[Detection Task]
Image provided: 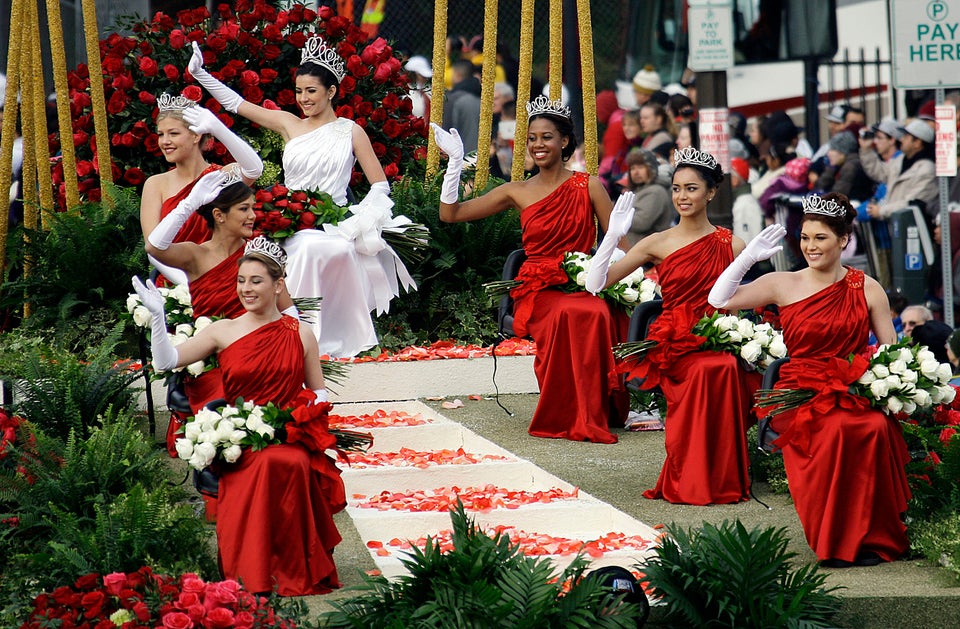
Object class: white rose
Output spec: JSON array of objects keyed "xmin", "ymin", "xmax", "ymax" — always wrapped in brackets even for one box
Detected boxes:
[
  {"xmin": 885, "ymin": 374, "xmax": 902, "ymax": 389},
  {"xmin": 640, "ymin": 287, "xmax": 656, "ymax": 302},
  {"xmin": 740, "ymin": 340, "xmax": 762, "ymax": 363},
  {"xmin": 912, "ymin": 388, "xmax": 932, "ymax": 407},
  {"xmin": 229, "ymin": 429, "xmax": 247, "ymax": 444},
  {"xmin": 196, "ymin": 428, "xmax": 216, "ymax": 444},
  {"xmin": 171, "ymin": 284, "xmax": 192, "ymax": 305},
  {"xmin": 242, "ymin": 400, "xmax": 257, "ymax": 412},
  {"xmin": 872, "ymin": 364, "xmax": 890, "ymax": 378},
  {"xmin": 901, "ymin": 369, "xmax": 918, "ymax": 384},
  {"xmin": 899, "ymin": 347, "xmax": 915, "ymax": 363},
  {"xmin": 184, "ymin": 307, "xmax": 194, "ymax": 317},
  {"xmin": 222, "ymin": 444, "xmax": 243, "ymax": 463},
  {"xmin": 221, "ymin": 406, "xmax": 240, "ymax": 418},
  {"xmin": 621, "ymin": 287, "xmax": 639, "ymax": 303},
  {"xmin": 937, "ymin": 363, "xmax": 953, "ymax": 384},
  {"xmin": 874, "ymin": 344, "xmax": 891, "ymax": 356},
  {"xmin": 216, "ymin": 419, "xmax": 236, "ymax": 440},
  {"xmin": 858, "ymin": 370, "xmax": 877, "ymax": 385},
  {"xmin": 725, "ymin": 330, "xmax": 743, "ymax": 344},
  {"xmin": 174, "ymin": 438, "xmax": 194, "ymax": 460},
  {"xmin": 170, "ymin": 333, "xmax": 190, "ymax": 347},
  {"xmin": 941, "ymin": 385, "xmax": 957, "ymax": 405},
  {"xmin": 175, "ymin": 323, "xmax": 195, "ymax": 337},
  {"xmin": 901, "ymin": 399, "xmax": 917, "ymax": 415},
  {"xmin": 885, "ymin": 396, "xmax": 904, "ymax": 414},
  {"xmin": 626, "ymin": 269, "xmax": 646, "ymax": 286},
  {"xmin": 735, "ymin": 319, "xmax": 755, "ymax": 337},
  {"xmin": 869, "ymin": 379, "xmax": 890, "ymax": 398},
  {"xmin": 930, "ymin": 386, "xmax": 944, "ymax": 404},
  {"xmin": 715, "ymin": 316, "xmax": 737, "ymax": 332},
  {"xmin": 916, "ymin": 348, "xmax": 936, "ymax": 364},
  {"xmin": 768, "ymin": 337, "xmax": 787, "ymax": 358},
  {"xmin": 186, "ymin": 361, "xmax": 205, "ymax": 377},
  {"xmin": 920, "ymin": 359, "xmax": 940, "ymax": 379},
  {"xmin": 188, "ymin": 452, "xmax": 208, "ymax": 471},
  {"xmin": 888, "ymin": 359, "xmax": 907, "ymax": 375},
  {"xmin": 126, "ymin": 293, "xmax": 140, "ymax": 314},
  {"xmin": 183, "ymin": 422, "xmax": 203, "ymax": 442},
  {"xmin": 132, "ymin": 306, "xmax": 153, "ymax": 328},
  {"xmin": 574, "ymin": 271, "xmax": 588, "ymax": 287},
  {"xmin": 194, "ymin": 316, "xmax": 214, "ymax": 331},
  {"xmin": 194, "ymin": 441, "xmax": 217, "ymax": 467}
]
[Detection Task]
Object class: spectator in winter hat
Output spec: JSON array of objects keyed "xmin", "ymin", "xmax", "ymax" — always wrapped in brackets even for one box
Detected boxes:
[
  {"xmin": 758, "ymin": 157, "xmax": 812, "ymax": 265},
  {"xmin": 817, "ymin": 131, "xmax": 875, "ymax": 201},
  {"xmin": 632, "ymin": 65, "xmax": 662, "ymax": 107},
  {"xmin": 862, "ymin": 118, "xmax": 938, "ymax": 220}
]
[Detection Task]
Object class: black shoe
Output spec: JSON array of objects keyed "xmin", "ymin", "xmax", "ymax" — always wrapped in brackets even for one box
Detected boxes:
[
  {"xmin": 854, "ymin": 551, "xmax": 883, "ymax": 567},
  {"xmin": 820, "ymin": 558, "xmax": 854, "ymax": 568}
]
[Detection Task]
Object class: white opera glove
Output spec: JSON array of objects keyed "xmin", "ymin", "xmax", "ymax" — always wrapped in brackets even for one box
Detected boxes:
[
  {"xmin": 188, "ymin": 41, "xmax": 244, "ymax": 113},
  {"xmin": 182, "ymin": 106, "xmax": 263, "ymax": 180},
  {"xmin": 280, "ymin": 304, "xmax": 299, "ymax": 319},
  {"xmin": 311, "ymin": 388, "xmax": 329, "ymax": 404},
  {"xmin": 132, "ymin": 277, "xmax": 179, "ymax": 371},
  {"xmin": 708, "ymin": 224, "xmax": 786, "ymax": 308},
  {"xmin": 431, "ymin": 123, "xmax": 463, "ymax": 204},
  {"xmin": 147, "ymin": 170, "xmax": 228, "ymax": 251},
  {"xmin": 585, "ymin": 191, "xmax": 636, "ymax": 294}
]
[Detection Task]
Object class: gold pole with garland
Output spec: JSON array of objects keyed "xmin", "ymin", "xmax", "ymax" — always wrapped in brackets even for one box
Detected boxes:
[
  {"xmin": 46, "ymin": 0, "xmax": 80, "ymax": 209},
  {"xmin": 511, "ymin": 0, "xmax": 535, "ymax": 181},
  {"xmin": 81, "ymin": 0, "xmax": 113, "ymax": 207},
  {"xmin": 0, "ymin": 0, "xmax": 25, "ymax": 267},
  {"xmin": 426, "ymin": 0, "xmax": 448, "ymax": 177},
  {"xmin": 576, "ymin": 0, "xmax": 598, "ymax": 175},
  {"xmin": 474, "ymin": 0, "xmax": 498, "ymax": 190},
  {"xmin": 548, "ymin": 0, "xmax": 562, "ymax": 102},
  {"xmin": 28, "ymin": 1, "xmax": 53, "ymax": 223},
  {"xmin": 18, "ymin": 0, "xmax": 37, "ymax": 231}
]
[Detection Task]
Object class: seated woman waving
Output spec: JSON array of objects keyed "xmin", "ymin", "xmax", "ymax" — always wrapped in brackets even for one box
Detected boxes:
[
  {"xmin": 708, "ymin": 193, "xmax": 910, "ymax": 567},
  {"xmin": 586, "ymin": 147, "xmax": 757, "ymax": 505},
  {"xmin": 132, "ymin": 237, "xmax": 342, "ymax": 595}
]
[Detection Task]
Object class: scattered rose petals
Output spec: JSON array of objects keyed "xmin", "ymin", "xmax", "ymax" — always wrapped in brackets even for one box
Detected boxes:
[
  {"xmin": 351, "ymin": 484, "xmax": 580, "ymax": 513},
  {"xmin": 425, "ymin": 396, "xmax": 444, "ymax": 401},
  {"xmin": 330, "ymin": 409, "xmax": 429, "ymax": 429},
  {"xmin": 371, "ymin": 528, "xmax": 653, "ymax": 558},
  {"xmin": 337, "ymin": 339, "xmax": 537, "ymax": 363},
  {"xmin": 441, "ymin": 399, "xmax": 464, "ymax": 409},
  {"xmin": 468, "ymin": 395, "xmax": 483, "ymax": 401},
  {"xmin": 344, "ymin": 447, "xmax": 512, "ymax": 469}
]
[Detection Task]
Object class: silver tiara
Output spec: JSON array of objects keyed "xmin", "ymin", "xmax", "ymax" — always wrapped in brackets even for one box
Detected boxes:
[
  {"xmin": 219, "ymin": 167, "xmax": 244, "ymax": 188},
  {"xmin": 525, "ymin": 94, "xmax": 571, "ymax": 120},
  {"xmin": 157, "ymin": 93, "xmax": 198, "ymax": 113},
  {"xmin": 801, "ymin": 194, "xmax": 844, "ymax": 218},
  {"xmin": 244, "ymin": 235, "xmax": 288, "ymax": 268},
  {"xmin": 300, "ymin": 36, "xmax": 346, "ymax": 82},
  {"xmin": 673, "ymin": 147, "xmax": 718, "ymax": 170}
]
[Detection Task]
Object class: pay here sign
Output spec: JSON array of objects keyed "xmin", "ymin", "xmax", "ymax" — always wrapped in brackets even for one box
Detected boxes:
[{"xmin": 890, "ymin": 0, "xmax": 960, "ymax": 88}]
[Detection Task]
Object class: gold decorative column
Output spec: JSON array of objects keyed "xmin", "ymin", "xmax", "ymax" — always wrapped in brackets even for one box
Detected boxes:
[
  {"xmin": 548, "ymin": 0, "xmax": 561, "ymax": 101},
  {"xmin": 0, "ymin": 0, "xmax": 25, "ymax": 266},
  {"xmin": 427, "ymin": 0, "xmax": 448, "ymax": 177},
  {"xmin": 18, "ymin": 0, "xmax": 38, "ymax": 231},
  {"xmin": 474, "ymin": 0, "xmax": 499, "ymax": 190},
  {"xmin": 576, "ymin": 0, "xmax": 598, "ymax": 175},
  {"xmin": 81, "ymin": 0, "xmax": 113, "ymax": 206},
  {"xmin": 511, "ymin": 0, "xmax": 535, "ymax": 181},
  {"xmin": 28, "ymin": 0, "xmax": 53, "ymax": 221},
  {"xmin": 46, "ymin": 0, "xmax": 79, "ymax": 209}
]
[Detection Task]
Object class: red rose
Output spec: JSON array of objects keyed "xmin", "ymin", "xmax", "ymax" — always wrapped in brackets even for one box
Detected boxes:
[
  {"xmin": 356, "ymin": 101, "xmax": 374, "ymax": 117},
  {"xmin": 180, "ymin": 575, "xmax": 205, "ymax": 594},
  {"xmin": 290, "ymin": 190, "xmax": 308, "ymax": 202},
  {"xmin": 328, "ymin": 15, "xmax": 350, "ymax": 38},
  {"xmin": 413, "ymin": 146, "xmax": 427, "ymax": 161},
  {"xmin": 355, "ymin": 117, "xmax": 367, "ymax": 128},
  {"xmin": 138, "ymin": 91, "xmax": 156, "ymax": 105},
  {"xmin": 106, "ymin": 90, "xmax": 127, "ymax": 114},
  {"xmin": 381, "ymin": 92, "xmax": 399, "ymax": 111},
  {"xmin": 340, "ymin": 76, "xmax": 357, "ymax": 97},
  {"xmin": 161, "ymin": 611, "xmax": 194, "ymax": 629},
  {"xmin": 145, "ymin": 134, "xmax": 160, "ymax": 154},
  {"xmin": 238, "ymin": 70, "xmax": 259, "ymax": 87},
  {"xmin": 242, "ymin": 86, "xmax": 263, "ymax": 103},
  {"xmin": 76, "ymin": 161, "xmax": 95, "ymax": 177},
  {"xmin": 206, "ymin": 33, "xmax": 228, "ymax": 52},
  {"xmin": 360, "ymin": 39, "xmax": 386, "ymax": 65},
  {"xmin": 169, "ymin": 29, "xmax": 186, "ymax": 49},
  {"xmin": 346, "ymin": 55, "xmax": 369, "ymax": 78},
  {"xmin": 124, "ymin": 168, "xmax": 146, "ymax": 185},
  {"xmin": 384, "ymin": 162, "xmax": 399, "ymax": 179},
  {"xmin": 941, "ymin": 427, "xmax": 957, "ymax": 444},
  {"xmin": 372, "ymin": 63, "xmax": 392, "ymax": 84},
  {"xmin": 371, "ymin": 141, "xmax": 387, "ymax": 158},
  {"xmin": 133, "ymin": 601, "xmax": 150, "ymax": 621},
  {"xmin": 299, "ymin": 211, "xmax": 316, "ymax": 229},
  {"xmin": 80, "ymin": 591, "xmax": 105, "ymax": 617},
  {"xmin": 287, "ymin": 32, "xmax": 307, "ymax": 48},
  {"xmin": 73, "ymin": 131, "xmax": 89, "ymax": 147},
  {"xmin": 112, "ymin": 73, "xmax": 134, "ymax": 91},
  {"xmin": 239, "ymin": 13, "xmax": 258, "ymax": 30},
  {"xmin": 102, "ymin": 56, "xmax": 124, "ymax": 75},
  {"xmin": 273, "ymin": 184, "xmax": 289, "ymax": 197},
  {"xmin": 102, "ymin": 572, "xmax": 127, "ymax": 596},
  {"xmin": 255, "ymin": 189, "xmax": 274, "ymax": 204},
  {"xmin": 51, "ymin": 585, "xmax": 79, "ymax": 605},
  {"xmin": 382, "ymin": 119, "xmax": 402, "ymax": 139},
  {"xmin": 138, "ymin": 56, "xmax": 159, "ymax": 77},
  {"xmin": 262, "ymin": 44, "xmax": 282, "ymax": 61},
  {"xmin": 131, "ymin": 120, "xmax": 150, "ymax": 139},
  {"xmin": 335, "ymin": 105, "xmax": 354, "ymax": 119},
  {"xmin": 318, "ymin": 5, "xmax": 334, "ymax": 20},
  {"xmin": 370, "ymin": 108, "xmax": 387, "ymax": 123},
  {"xmin": 303, "ymin": 8, "xmax": 317, "ymax": 21},
  {"xmin": 164, "ymin": 64, "xmax": 180, "ymax": 82},
  {"xmin": 262, "ymin": 23, "xmax": 283, "ymax": 42},
  {"xmin": 259, "ymin": 68, "xmax": 278, "ymax": 83},
  {"xmin": 263, "ymin": 99, "xmax": 280, "ymax": 110},
  {"xmin": 277, "ymin": 89, "xmax": 296, "ymax": 106},
  {"xmin": 181, "ymin": 85, "xmax": 203, "ymax": 102},
  {"xmin": 338, "ymin": 43, "xmax": 357, "ymax": 59}
]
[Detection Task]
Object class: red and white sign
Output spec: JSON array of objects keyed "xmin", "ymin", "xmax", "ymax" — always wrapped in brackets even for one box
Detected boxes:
[
  {"xmin": 698, "ymin": 108, "xmax": 730, "ymax": 172},
  {"xmin": 935, "ymin": 104, "xmax": 957, "ymax": 177}
]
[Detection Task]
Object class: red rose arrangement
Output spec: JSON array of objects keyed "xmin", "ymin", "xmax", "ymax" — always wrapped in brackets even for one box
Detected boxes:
[
  {"xmin": 55, "ymin": 1, "xmax": 427, "ymax": 210},
  {"xmin": 253, "ymin": 183, "xmax": 347, "ymax": 240},
  {"xmin": 20, "ymin": 567, "xmax": 300, "ymax": 628}
]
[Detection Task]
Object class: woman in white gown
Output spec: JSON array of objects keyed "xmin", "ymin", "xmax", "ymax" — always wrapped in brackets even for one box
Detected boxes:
[{"xmin": 187, "ymin": 37, "xmax": 414, "ymax": 357}]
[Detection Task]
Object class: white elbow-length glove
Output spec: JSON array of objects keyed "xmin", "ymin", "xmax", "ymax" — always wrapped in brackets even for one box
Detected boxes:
[
  {"xmin": 585, "ymin": 191, "xmax": 636, "ymax": 294},
  {"xmin": 147, "ymin": 169, "xmax": 228, "ymax": 251},
  {"xmin": 430, "ymin": 123, "xmax": 463, "ymax": 204},
  {"xmin": 708, "ymin": 224, "xmax": 786, "ymax": 308},
  {"xmin": 188, "ymin": 41, "xmax": 244, "ymax": 114},
  {"xmin": 132, "ymin": 276, "xmax": 179, "ymax": 371},
  {"xmin": 182, "ymin": 106, "xmax": 263, "ymax": 180}
]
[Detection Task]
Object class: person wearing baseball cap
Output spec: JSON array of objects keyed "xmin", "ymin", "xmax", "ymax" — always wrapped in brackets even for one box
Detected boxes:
[{"xmin": 861, "ymin": 117, "xmax": 937, "ymax": 222}]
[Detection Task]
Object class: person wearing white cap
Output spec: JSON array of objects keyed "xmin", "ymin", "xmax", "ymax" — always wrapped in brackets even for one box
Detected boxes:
[
  {"xmin": 404, "ymin": 55, "xmax": 432, "ymax": 119},
  {"xmin": 869, "ymin": 118, "xmax": 903, "ymax": 162},
  {"xmin": 860, "ymin": 118, "xmax": 938, "ymax": 221}
]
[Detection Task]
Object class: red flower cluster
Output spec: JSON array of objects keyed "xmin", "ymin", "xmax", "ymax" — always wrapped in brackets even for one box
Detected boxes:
[
  {"xmin": 21, "ymin": 567, "xmax": 298, "ymax": 628},
  {"xmin": 55, "ymin": 1, "xmax": 427, "ymax": 210},
  {"xmin": 0, "ymin": 408, "xmax": 39, "ymax": 482},
  {"xmin": 253, "ymin": 183, "xmax": 346, "ymax": 240}
]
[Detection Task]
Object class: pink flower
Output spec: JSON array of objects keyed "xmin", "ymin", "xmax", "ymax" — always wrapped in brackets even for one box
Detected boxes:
[{"xmin": 162, "ymin": 611, "xmax": 195, "ymax": 629}]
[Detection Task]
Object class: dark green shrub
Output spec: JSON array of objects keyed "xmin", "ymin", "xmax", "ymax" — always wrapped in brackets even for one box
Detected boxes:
[
  {"xmin": 322, "ymin": 502, "xmax": 647, "ymax": 628},
  {"xmin": 640, "ymin": 520, "xmax": 841, "ymax": 628}
]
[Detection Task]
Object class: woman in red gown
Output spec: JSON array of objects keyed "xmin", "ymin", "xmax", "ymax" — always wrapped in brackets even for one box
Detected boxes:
[
  {"xmin": 431, "ymin": 96, "xmax": 634, "ymax": 443},
  {"xmin": 133, "ymin": 239, "xmax": 342, "ymax": 595},
  {"xmin": 588, "ymin": 147, "xmax": 756, "ymax": 505},
  {"xmin": 709, "ymin": 192, "xmax": 910, "ymax": 566}
]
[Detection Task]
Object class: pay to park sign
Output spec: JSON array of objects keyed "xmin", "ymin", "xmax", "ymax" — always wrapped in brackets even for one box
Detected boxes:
[{"xmin": 890, "ymin": 0, "xmax": 960, "ymax": 89}]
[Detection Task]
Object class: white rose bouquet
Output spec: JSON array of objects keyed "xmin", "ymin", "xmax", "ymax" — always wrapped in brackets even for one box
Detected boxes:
[
  {"xmin": 126, "ymin": 286, "xmax": 213, "ymax": 377},
  {"xmin": 756, "ymin": 340, "xmax": 957, "ymax": 417},
  {"xmin": 693, "ymin": 312, "xmax": 787, "ymax": 371},
  {"xmin": 175, "ymin": 397, "xmax": 372, "ymax": 471}
]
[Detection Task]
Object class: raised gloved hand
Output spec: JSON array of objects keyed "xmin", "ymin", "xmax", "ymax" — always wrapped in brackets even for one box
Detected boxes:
[
  {"xmin": 585, "ymin": 191, "xmax": 636, "ymax": 294},
  {"xmin": 147, "ymin": 169, "xmax": 228, "ymax": 251},
  {"xmin": 188, "ymin": 41, "xmax": 244, "ymax": 114},
  {"xmin": 131, "ymin": 276, "xmax": 179, "ymax": 371},
  {"xmin": 182, "ymin": 106, "xmax": 263, "ymax": 179},
  {"xmin": 431, "ymin": 123, "xmax": 464, "ymax": 204},
  {"xmin": 708, "ymin": 223, "xmax": 786, "ymax": 308}
]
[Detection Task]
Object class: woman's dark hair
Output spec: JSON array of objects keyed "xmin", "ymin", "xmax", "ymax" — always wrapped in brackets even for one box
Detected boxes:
[
  {"xmin": 238, "ymin": 252, "xmax": 285, "ymax": 281},
  {"xmin": 296, "ymin": 62, "xmax": 340, "ymax": 95},
  {"xmin": 912, "ymin": 320, "xmax": 953, "ymax": 364},
  {"xmin": 198, "ymin": 180, "xmax": 255, "ymax": 229},
  {"xmin": 801, "ymin": 191, "xmax": 856, "ymax": 236},
  {"xmin": 668, "ymin": 93, "xmax": 694, "ymax": 118},
  {"xmin": 528, "ymin": 112, "xmax": 578, "ymax": 161}
]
